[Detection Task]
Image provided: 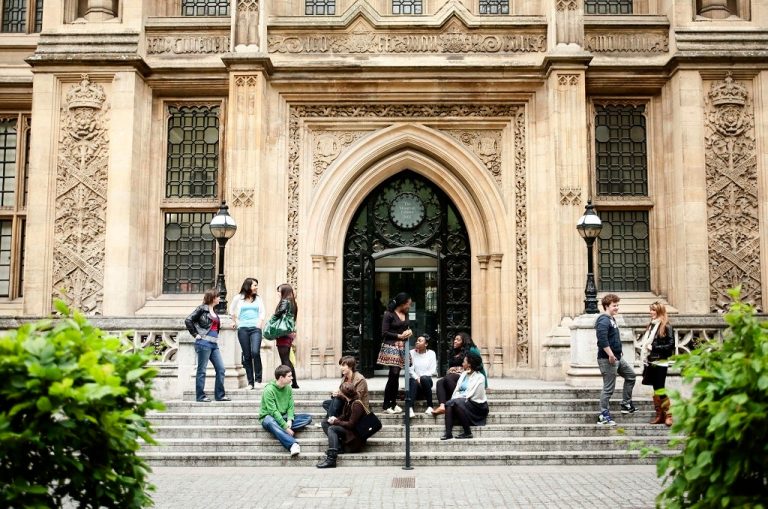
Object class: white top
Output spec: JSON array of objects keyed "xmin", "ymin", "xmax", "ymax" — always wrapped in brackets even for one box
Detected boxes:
[
  {"xmin": 450, "ymin": 371, "xmax": 487, "ymax": 404},
  {"xmin": 229, "ymin": 294, "xmax": 266, "ymax": 324},
  {"xmin": 409, "ymin": 348, "xmax": 437, "ymax": 379}
]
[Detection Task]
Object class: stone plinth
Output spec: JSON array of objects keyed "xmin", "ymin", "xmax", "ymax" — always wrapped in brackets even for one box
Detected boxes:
[
  {"xmin": 565, "ymin": 313, "xmax": 637, "ymax": 387},
  {"xmin": 178, "ymin": 316, "xmax": 245, "ymax": 394}
]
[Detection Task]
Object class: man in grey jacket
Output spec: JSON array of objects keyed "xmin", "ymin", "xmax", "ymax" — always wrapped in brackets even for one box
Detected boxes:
[{"xmin": 595, "ymin": 294, "xmax": 636, "ymax": 425}]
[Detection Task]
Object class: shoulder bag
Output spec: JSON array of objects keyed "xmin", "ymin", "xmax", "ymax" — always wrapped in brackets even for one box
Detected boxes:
[
  {"xmin": 263, "ymin": 312, "xmax": 296, "ymax": 340},
  {"xmin": 353, "ymin": 401, "xmax": 382, "ymax": 441}
]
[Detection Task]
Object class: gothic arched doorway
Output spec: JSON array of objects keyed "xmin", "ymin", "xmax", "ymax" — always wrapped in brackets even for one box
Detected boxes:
[{"xmin": 342, "ymin": 170, "xmax": 471, "ymax": 377}]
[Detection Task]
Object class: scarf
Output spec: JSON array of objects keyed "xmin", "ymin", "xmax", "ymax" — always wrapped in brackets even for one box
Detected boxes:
[{"xmin": 639, "ymin": 319, "xmax": 660, "ymax": 366}]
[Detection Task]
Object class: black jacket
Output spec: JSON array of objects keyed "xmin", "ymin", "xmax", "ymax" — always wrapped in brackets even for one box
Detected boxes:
[
  {"xmin": 648, "ymin": 324, "xmax": 675, "ymax": 362},
  {"xmin": 185, "ymin": 304, "xmax": 217, "ymax": 339}
]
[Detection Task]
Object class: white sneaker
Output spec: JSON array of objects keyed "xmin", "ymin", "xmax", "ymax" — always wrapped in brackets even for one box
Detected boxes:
[
  {"xmin": 392, "ymin": 405, "xmax": 403, "ymax": 414},
  {"xmin": 425, "ymin": 407, "xmax": 434, "ymax": 415},
  {"xmin": 290, "ymin": 443, "xmax": 301, "ymax": 457},
  {"xmin": 408, "ymin": 407, "xmax": 415, "ymax": 418},
  {"xmin": 253, "ymin": 382, "xmax": 262, "ymax": 389},
  {"xmin": 384, "ymin": 407, "xmax": 395, "ymax": 414}
]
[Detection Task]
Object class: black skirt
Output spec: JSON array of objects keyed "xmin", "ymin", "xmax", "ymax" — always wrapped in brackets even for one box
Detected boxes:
[
  {"xmin": 641, "ymin": 364, "xmax": 668, "ymax": 387},
  {"xmin": 446, "ymin": 398, "xmax": 489, "ymax": 426}
]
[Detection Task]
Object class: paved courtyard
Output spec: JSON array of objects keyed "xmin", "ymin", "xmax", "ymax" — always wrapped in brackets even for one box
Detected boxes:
[{"xmin": 148, "ymin": 465, "xmax": 663, "ymax": 509}]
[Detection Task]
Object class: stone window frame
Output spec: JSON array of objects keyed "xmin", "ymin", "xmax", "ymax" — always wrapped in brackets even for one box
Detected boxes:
[
  {"xmin": 1, "ymin": 0, "xmax": 43, "ymax": 33},
  {"xmin": 479, "ymin": 0, "xmax": 510, "ymax": 15},
  {"xmin": 392, "ymin": 0, "xmax": 423, "ymax": 16},
  {"xmin": 0, "ymin": 113, "xmax": 29, "ymax": 300},
  {"xmin": 158, "ymin": 99, "xmax": 227, "ymax": 295},
  {"xmin": 305, "ymin": 0, "xmax": 335, "ymax": 16},
  {"xmin": 588, "ymin": 98, "xmax": 657, "ymax": 293}
]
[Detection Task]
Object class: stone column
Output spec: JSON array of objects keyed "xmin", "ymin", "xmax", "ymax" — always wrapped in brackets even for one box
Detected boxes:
[
  {"xmin": 757, "ymin": 71, "xmax": 768, "ymax": 307},
  {"xmin": 490, "ymin": 254, "xmax": 504, "ymax": 376},
  {"xmin": 85, "ymin": 0, "xmax": 118, "ymax": 21},
  {"xmin": 234, "ymin": 0, "xmax": 261, "ymax": 51},
  {"xmin": 323, "ymin": 256, "xmax": 338, "ymax": 376},
  {"xmin": 475, "ymin": 254, "xmax": 490, "ymax": 366},
  {"xmin": 554, "ymin": 0, "xmax": 584, "ymax": 49},
  {"xmin": 310, "ymin": 255, "xmax": 324, "ymax": 378}
]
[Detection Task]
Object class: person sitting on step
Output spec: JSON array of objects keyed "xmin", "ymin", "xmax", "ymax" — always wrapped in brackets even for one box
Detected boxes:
[
  {"xmin": 322, "ymin": 355, "xmax": 370, "ymax": 418},
  {"xmin": 441, "ymin": 351, "xmax": 488, "ymax": 441},
  {"xmin": 432, "ymin": 332, "xmax": 486, "ymax": 415},
  {"xmin": 317, "ymin": 382, "xmax": 367, "ymax": 469},
  {"xmin": 259, "ymin": 365, "xmax": 312, "ymax": 457},
  {"xmin": 408, "ymin": 334, "xmax": 437, "ymax": 417}
]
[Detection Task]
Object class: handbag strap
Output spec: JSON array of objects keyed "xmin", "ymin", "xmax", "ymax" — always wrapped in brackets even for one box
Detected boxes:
[{"xmin": 353, "ymin": 399, "xmax": 371, "ymax": 415}]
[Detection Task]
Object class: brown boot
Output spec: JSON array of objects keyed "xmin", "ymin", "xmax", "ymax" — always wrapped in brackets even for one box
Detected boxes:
[
  {"xmin": 650, "ymin": 395, "xmax": 664, "ymax": 425},
  {"xmin": 661, "ymin": 397, "xmax": 672, "ymax": 427}
]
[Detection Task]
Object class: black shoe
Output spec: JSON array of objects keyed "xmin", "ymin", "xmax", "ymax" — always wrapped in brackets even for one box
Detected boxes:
[
  {"xmin": 440, "ymin": 434, "xmax": 454, "ymax": 441},
  {"xmin": 456, "ymin": 432, "xmax": 474, "ymax": 439},
  {"xmin": 197, "ymin": 397, "xmax": 211, "ymax": 403},
  {"xmin": 620, "ymin": 402, "xmax": 637, "ymax": 414},
  {"xmin": 316, "ymin": 449, "xmax": 338, "ymax": 469},
  {"xmin": 292, "ymin": 385, "xmax": 300, "ymax": 389}
]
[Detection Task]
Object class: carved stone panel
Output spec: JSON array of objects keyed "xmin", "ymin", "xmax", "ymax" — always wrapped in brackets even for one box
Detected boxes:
[
  {"xmin": 440, "ymin": 129, "xmax": 503, "ymax": 185},
  {"xmin": 585, "ymin": 31, "xmax": 669, "ymax": 53},
  {"xmin": 232, "ymin": 188, "xmax": 255, "ymax": 207},
  {"xmin": 705, "ymin": 72, "xmax": 762, "ymax": 311},
  {"xmin": 559, "ymin": 186, "xmax": 582, "ymax": 206},
  {"xmin": 235, "ymin": 0, "xmax": 260, "ymax": 50},
  {"xmin": 311, "ymin": 130, "xmax": 372, "ymax": 186},
  {"xmin": 52, "ymin": 75, "xmax": 109, "ymax": 314}
]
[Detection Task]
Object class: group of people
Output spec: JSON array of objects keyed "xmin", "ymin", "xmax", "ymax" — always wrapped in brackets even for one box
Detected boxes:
[{"xmin": 596, "ymin": 294, "xmax": 675, "ymax": 427}]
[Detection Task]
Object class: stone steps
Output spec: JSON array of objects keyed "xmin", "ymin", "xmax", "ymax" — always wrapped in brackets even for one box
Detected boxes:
[{"xmin": 180, "ymin": 389, "xmax": 622, "ymax": 401}]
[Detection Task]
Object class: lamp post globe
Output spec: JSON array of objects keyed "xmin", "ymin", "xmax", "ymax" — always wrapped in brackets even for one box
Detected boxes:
[
  {"xmin": 209, "ymin": 201, "xmax": 237, "ymax": 314},
  {"xmin": 576, "ymin": 200, "xmax": 603, "ymax": 314}
]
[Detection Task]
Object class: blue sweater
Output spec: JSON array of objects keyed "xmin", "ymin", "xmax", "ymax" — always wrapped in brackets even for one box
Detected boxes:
[{"xmin": 595, "ymin": 314, "xmax": 622, "ymax": 360}]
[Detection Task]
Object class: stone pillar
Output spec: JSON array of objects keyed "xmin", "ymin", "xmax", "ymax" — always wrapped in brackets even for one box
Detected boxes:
[
  {"xmin": 323, "ymin": 256, "xmax": 338, "ymax": 376},
  {"xmin": 234, "ymin": 0, "xmax": 261, "ymax": 51},
  {"xmin": 310, "ymin": 255, "xmax": 324, "ymax": 378},
  {"xmin": 757, "ymin": 71, "xmax": 768, "ymax": 308},
  {"xmin": 475, "ymin": 254, "xmax": 490, "ymax": 367},
  {"xmin": 85, "ymin": 0, "xmax": 118, "ymax": 21},
  {"xmin": 565, "ymin": 314, "xmax": 637, "ymax": 387},
  {"xmin": 490, "ymin": 254, "xmax": 504, "ymax": 377},
  {"xmin": 554, "ymin": 0, "xmax": 584, "ymax": 49}
]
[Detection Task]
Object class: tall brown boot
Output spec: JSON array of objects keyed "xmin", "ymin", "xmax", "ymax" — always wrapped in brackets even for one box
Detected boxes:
[
  {"xmin": 661, "ymin": 397, "xmax": 672, "ymax": 427},
  {"xmin": 650, "ymin": 395, "xmax": 664, "ymax": 425}
]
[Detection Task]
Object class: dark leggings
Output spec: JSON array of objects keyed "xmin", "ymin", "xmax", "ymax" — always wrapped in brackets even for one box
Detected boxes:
[
  {"xmin": 383, "ymin": 366, "xmax": 401, "ymax": 410},
  {"xmin": 651, "ymin": 366, "xmax": 668, "ymax": 399},
  {"xmin": 277, "ymin": 345, "xmax": 299, "ymax": 388},
  {"xmin": 444, "ymin": 399, "xmax": 471, "ymax": 435},
  {"xmin": 436, "ymin": 373, "xmax": 461, "ymax": 404}
]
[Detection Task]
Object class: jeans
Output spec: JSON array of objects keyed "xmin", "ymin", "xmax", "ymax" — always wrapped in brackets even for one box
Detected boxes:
[
  {"xmin": 322, "ymin": 397, "xmax": 345, "ymax": 418},
  {"xmin": 195, "ymin": 340, "xmax": 226, "ymax": 401},
  {"xmin": 261, "ymin": 414, "xmax": 313, "ymax": 450},
  {"xmin": 598, "ymin": 357, "xmax": 636, "ymax": 412},
  {"xmin": 321, "ymin": 421, "xmax": 347, "ymax": 451},
  {"xmin": 237, "ymin": 327, "xmax": 263, "ymax": 385},
  {"xmin": 408, "ymin": 375, "xmax": 434, "ymax": 408}
]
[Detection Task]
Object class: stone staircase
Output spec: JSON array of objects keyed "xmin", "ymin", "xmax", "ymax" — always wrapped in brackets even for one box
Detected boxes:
[{"xmin": 142, "ymin": 384, "xmax": 677, "ymax": 467}]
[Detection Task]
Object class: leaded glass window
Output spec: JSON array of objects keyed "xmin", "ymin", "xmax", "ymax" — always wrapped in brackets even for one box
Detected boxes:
[
  {"xmin": 0, "ymin": 220, "xmax": 12, "ymax": 296},
  {"xmin": 393, "ymin": 0, "xmax": 422, "ymax": 15},
  {"xmin": 165, "ymin": 105, "xmax": 220, "ymax": 199},
  {"xmin": 598, "ymin": 211, "xmax": 650, "ymax": 291},
  {"xmin": 1, "ymin": 0, "xmax": 26, "ymax": 32},
  {"xmin": 585, "ymin": 0, "xmax": 633, "ymax": 15},
  {"xmin": 0, "ymin": 114, "xmax": 28, "ymax": 299},
  {"xmin": 306, "ymin": 0, "xmax": 335, "ymax": 15},
  {"xmin": 0, "ymin": 119, "xmax": 17, "ymax": 207},
  {"xmin": 479, "ymin": 0, "xmax": 509, "ymax": 15},
  {"xmin": 594, "ymin": 104, "xmax": 647, "ymax": 196},
  {"xmin": 163, "ymin": 212, "xmax": 215, "ymax": 293},
  {"xmin": 181, "ymin": 0, "xmax": 230, "ymax": 16},
  {"xmin": 34, "ymin": 0, "xmax": 42, "ymax": 32}
]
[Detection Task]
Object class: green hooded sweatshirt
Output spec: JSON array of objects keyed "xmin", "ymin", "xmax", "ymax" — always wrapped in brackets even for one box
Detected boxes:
[{"xmin": 258, "ymin": 380, "xmax": 295, "ymax": 429}]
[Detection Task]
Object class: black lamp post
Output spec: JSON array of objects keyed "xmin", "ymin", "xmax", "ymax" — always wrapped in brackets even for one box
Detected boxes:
[
  {"xmin": 209, "ymin": 201, "xmax": 237, "ymax": 314},
  {"xmin": 576, "ymin": 200, "xmax": 603, "ymax": 314}
]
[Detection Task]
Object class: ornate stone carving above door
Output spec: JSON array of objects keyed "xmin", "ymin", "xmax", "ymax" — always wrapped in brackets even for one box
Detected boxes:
[
  {"xmin": 52, "ymin": 75, "xmax": 109, "ymax": 314},
  {"xmin": 705, "ymin": 72, "xmax": 762, "ymax": 311},
  {"xmin": 311, "ymin": 130, "xmax": 373, "ymax": 186},
  {"xmin": 440, "ymin": 129, "xmax": 503, "ymax": 185}
]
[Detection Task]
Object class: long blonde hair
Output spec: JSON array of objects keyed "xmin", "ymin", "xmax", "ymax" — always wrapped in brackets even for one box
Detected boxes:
[{"xmin": 649, "ymin": 301, "xmax": 669, "ymax": 337}]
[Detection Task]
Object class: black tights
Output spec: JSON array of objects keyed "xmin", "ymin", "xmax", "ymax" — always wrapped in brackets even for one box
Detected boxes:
[
  {"xmin": 444, "ymin": 400, "xmax": 471, "ymax": 436},
  {"xmin": 383, "ymin": 366, "xmax": 401, "ymax": 410},
  {"xmin": 277, "ymin": 345, "xmax": 299, "ymax": 388}
]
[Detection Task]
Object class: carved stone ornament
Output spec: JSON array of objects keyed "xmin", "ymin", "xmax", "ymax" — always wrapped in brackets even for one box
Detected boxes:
[
  {"xmin": 288, "ymin": 104, "xmax": 530, "ymax": 364},
  {"xmin": 556, "ymin": 0, "xmax": 579, "ymax": 10},
  {"xmin": 557, "ymin": 74, "xmax": 579, "ymax": 86},
  {"xmin": 232, "ymin": 188, "xmax": 255, "ymax": 207},
  {"xmin": 441, "ymin": 130, "xmax": 503, "ymax": 185},
  {"xmin": 269, "ymin": 19, "xmax": 545, "ymax": 55},
  {"xmin": 146, "ymin": 35, "xmax": 231, "ymax": 55},
  {"xmin": 53, "ymin": 74, "xmax": 109, "ymax": 314},
  {"xmin": 705, "ymin": 72, "xmax": 762, "ymax": 312},
  {"xmin": 585, "ymin": 32, "xmax": 669, "ymax": 53},
  {"xmin": 235, "ymin": 0, "xmax": 260, "ymax": 49},
  {"xmin": 312, "ymin": 130, "xmax": 371, "ymax": 186},
  {"xmin": 559, "ymin": 187, "xmax": 582, "ymax": 206}
]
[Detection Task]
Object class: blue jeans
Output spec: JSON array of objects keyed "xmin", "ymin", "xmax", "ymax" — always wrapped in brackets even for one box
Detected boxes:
[
  {"xmin": 237, "ymin": 327, "xmax": 263, "ymax": 385},
  {"xmin": 261, "ymin": 414, "xmax": 313, "ymax": 450},
  {"xmin": 195, "ymin": 340, "xmax": 226, "ymax": 401}
]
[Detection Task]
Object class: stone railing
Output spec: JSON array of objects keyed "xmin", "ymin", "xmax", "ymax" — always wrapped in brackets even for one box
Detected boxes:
[{"xmin": 624, "ymin": 314, "xmax": 730, "ymax": 361}]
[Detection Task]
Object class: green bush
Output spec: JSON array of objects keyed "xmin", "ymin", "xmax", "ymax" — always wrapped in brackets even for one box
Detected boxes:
[
  {"xmin": 657, "ymin": 289, "xmax": 768, "ymax": 508},
  {"xmin": 0, "ymin": 302, "xmax": 164, "ymax": 508}
]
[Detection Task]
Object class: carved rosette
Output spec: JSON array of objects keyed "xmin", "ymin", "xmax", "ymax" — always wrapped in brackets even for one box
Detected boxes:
[
  {"xmin": 311, "ymin": 130, "xmax": 371, "ymax": 186},
  {"xmin": 441, "ymin": 130, "xmax": 503, "ymax": 185},
  {"xmin": 705, "ymin": 72, "xmax": 762, "ymax": 311},
  {"xmin": 53, "ymin": 75, "xmax": 109, "ymax": 314},
  {"xmin": 288, "ymin": 104, "xmax": 529, "ymax": 365}
]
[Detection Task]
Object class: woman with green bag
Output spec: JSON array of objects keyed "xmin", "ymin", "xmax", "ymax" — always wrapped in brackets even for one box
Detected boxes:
[{"xmin": 271, "ymin": 283, "xmax": 299, "ymax": 389}]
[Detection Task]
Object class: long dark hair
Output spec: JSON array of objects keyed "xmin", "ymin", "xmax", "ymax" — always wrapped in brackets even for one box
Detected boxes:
[
  {"xmin": 238, "ymin": 277, "xmax": 258, "ymax": 300},
  {"xmin": 452, "ymin": 332, "xmax": 476, "ymax": 361},
  {"xmin": 276, "ymin": 283, "xmax": 298, "ymax": 319},
  {"xmin": 387, "ymin": 292, "xmax": 411, "ymax": 313}
]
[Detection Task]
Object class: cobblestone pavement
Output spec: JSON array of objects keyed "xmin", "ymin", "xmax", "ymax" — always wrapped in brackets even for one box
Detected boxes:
[{"xmin": 148, "ymin": 465, "xmax": 662, "ymax": 509}]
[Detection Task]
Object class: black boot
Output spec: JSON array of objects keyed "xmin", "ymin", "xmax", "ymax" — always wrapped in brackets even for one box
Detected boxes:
[{"xmin": 316, "ymin": 448, "xmax": 338, "ymax": 469}]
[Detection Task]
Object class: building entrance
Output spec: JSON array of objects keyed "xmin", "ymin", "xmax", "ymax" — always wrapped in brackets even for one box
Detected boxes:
[{"xmin": 342, "ymin": 171, "xmax": 471, "ymax": 377}]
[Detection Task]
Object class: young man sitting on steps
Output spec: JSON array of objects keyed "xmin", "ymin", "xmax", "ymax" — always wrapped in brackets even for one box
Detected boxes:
[{"xmin": 259, "ymin": 365, "xmax": 312, "ymax": 456}]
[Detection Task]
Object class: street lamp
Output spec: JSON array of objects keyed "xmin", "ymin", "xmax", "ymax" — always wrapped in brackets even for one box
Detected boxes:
[
  {"xmin": 209, "ymin": 201, "xmax": 237, "ymax": 314},
  {"xmin": 576, "ymin": 200, "xmax": 603, "ymax": 314}
]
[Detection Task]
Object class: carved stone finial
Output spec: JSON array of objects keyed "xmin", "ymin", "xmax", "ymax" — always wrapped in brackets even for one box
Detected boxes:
[
  {"xmin": 708, "ymin": 72, "xmax": 748, "ymax": 107},
  {"xmin": 65, "ymin": 75, "xmax": 107, "ymax": 110}
]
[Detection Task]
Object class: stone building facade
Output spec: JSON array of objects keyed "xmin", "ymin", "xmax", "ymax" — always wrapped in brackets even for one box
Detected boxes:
[{"xmin": 0, "ymin": 0, "xmax": 766, "ymax": 384}]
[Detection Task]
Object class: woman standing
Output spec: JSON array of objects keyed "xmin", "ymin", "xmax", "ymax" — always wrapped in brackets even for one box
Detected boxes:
[
  {"xmin": 441, "ymin": 351, "xmax": 488, "ymax": 440},
  {"xmin": 274, "ymin": 283, "xmax": 300, "ymax": 389},
  {"xmin": 184, "ymin": 289, "xmax": 230, "ymax": 403},
  {"xmin": 230, "ymin": 277, "xmax": 266, "ymax": 389},
  {"xmin": 432, "ymin": 332, "xmax": 485, "ymax": 416},
  {"xmin": 378, "ymin": 292, "xmax": 413, "ymax": 414},
  {"xmin": 640, "ymin": 301, "xmax": 675, "ymax": 426},
  {"xmin": 317, "ymin": 382, "xmax": 367, "ymax": 468}
]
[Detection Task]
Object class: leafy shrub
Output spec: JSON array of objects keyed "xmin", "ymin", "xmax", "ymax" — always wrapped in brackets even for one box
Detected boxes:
[
  {"xmin": 0, "ymin": 302, "xmax": 164, "ymax": 508},
  {"xmin": 657, "ymin": 289, "xmax": 768, "ymax": 508}
]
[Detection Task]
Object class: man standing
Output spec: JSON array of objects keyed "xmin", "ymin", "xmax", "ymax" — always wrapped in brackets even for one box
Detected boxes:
[
  {"xmin": 595, "ymin": 294, "xmax": 636, "ymax": 426},
  {"xmin": 259, "ymin": 365, "xmax": 312, "ymax": 456},
  {"xmin": 408, "ymin": 334, "xmax": 437, "ymax": 417}
]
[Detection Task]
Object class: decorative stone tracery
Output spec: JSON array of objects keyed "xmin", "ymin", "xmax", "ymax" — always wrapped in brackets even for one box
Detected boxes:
[
  {"xmin": 705, "ymin": 72, "xmax": 762, "ymax": 311},
  {"xmin": 311, "ymin": 130, "xmax": 372, "ymax": 186},
  {"xmin": 235, "ymin": 0, "xmax": 260, "ymax": 49},
  {"xmin": 52, "ymin": 75, "xmax": 109, "ymax": 314},
  {"xmin": 441, "ymin": 130, "xmax": 503, "ymax": 185}
]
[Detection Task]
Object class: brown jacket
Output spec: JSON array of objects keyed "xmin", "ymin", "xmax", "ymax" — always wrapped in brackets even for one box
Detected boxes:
[
  {"xmin": 335, "ymin": 399, "xmax": 368, "ymax": 452},
  {"xmin": 340, "ymin": 372, "xmax": 370, "ymax": 409}
]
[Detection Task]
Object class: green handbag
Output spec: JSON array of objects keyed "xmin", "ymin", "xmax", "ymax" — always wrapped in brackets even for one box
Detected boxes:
[{"xmin": 263, "ymin": 312, "xmax": 296, "ymax": 340}]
